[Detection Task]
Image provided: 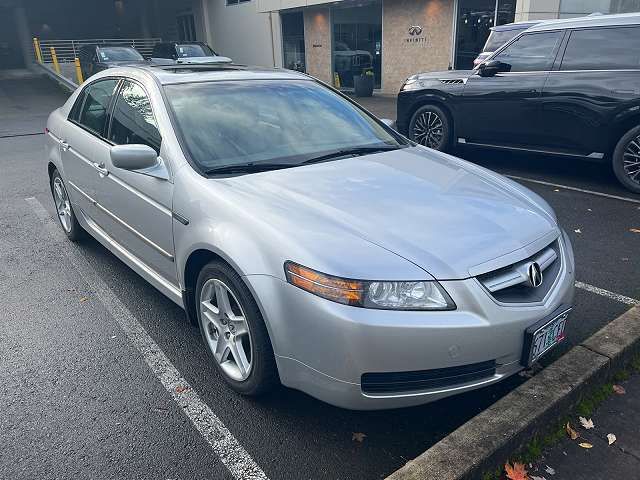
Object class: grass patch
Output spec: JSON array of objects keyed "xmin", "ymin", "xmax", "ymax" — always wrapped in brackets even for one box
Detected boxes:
[{"xmin": 576, "ymin": 383, "xmax": 613, "ymax": 417}]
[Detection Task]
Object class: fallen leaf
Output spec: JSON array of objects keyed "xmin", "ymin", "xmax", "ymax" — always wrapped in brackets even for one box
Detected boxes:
[
  {"xmin": 579, "ymin": 417, "xmax": 595, "ymax": 430},
  {"xmin": 554, "ymin": 188, "xmax": 560, "ymax": 192},
  {"xmin": 80, "ymin": 296, "xmax": 89, "ymax": 303},
  {"xmin": 566, "ymin": 422, "xmax": 579, "ymax": 440},
  {"xmin": 530, "ymin": 476, "xmax": 547, "ymax": 480},
  {"xmin": 607, "ymin": 433, "xmax": 617, "ymax": 445},
  {"xmin": 574, "ymin": 229, "xmax": 582, "ymax": 234},
  {"xmin": 505, "ymin": 461, "xmax": 528, "ymax": 480},
  {"xmin": 613, "ymin": 384, "xmax": 626, "ymax": 395},
  {"xmin": 352, "ymin": 432, "xmax": 366, "ymax": 442},
  {"xmin": 587, "ymin": 208, "xmax": 592, "ymax": 212},
  {"xmin": 630, "ymin": 228, "xmax": 640, "ymax": 234},
  {"xmin": 175, "ymin": 385, "xmax": 190, "ymax": 394},
  {"xmin": 578, "ymin": 442, "xmax": 593, "ymax": 449},
  {"xmin": 545, "ymin": 465, "xmax": 556, "ymax": 475}
]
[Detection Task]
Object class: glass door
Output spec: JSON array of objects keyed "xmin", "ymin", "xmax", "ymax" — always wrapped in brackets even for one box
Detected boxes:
[{"xmin": 281, "ymin": 11, "xmax": 306, "ymax": 72}]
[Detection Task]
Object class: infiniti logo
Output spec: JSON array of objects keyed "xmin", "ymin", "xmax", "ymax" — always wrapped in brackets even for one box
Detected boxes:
[
  {"xmin": 527, "ymin": 262, "xmax": 543, "ymax": 288},
  {"xmin": 408, "ymin": 25, "xmax": 423, "ymax": 36}
]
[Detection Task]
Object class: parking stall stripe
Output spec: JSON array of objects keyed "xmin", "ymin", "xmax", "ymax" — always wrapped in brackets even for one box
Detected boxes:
[
  {"xmin": 575, "ymin": 281, "xmax": 640, "ymax": 307},
  {"xmin": 506, "ymin": 175, "xmax": 640, "ymax": 204},
  {"xmin": 25, "ymin": 197, "xmax": 269, "ymax": 480}
]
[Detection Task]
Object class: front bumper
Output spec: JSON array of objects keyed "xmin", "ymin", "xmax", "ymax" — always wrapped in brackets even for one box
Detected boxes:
[{"xmin": 245, "ymin": 234, "xmax": 575, "ymax": 410}]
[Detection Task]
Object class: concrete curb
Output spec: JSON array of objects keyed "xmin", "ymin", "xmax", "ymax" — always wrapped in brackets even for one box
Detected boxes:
[{"xmin": 386, "ymin": 306, "xmax": 640, "ymax": 480}]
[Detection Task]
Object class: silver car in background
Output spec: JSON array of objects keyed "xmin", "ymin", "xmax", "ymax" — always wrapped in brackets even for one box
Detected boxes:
[{"xmin": 45, "ymin": 65, "xmax": 575, "ymax": 410}]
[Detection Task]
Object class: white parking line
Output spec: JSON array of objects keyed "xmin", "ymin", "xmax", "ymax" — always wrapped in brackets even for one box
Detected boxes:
[
  {"xmin": 506, "ymin": 175, "xmax": 640, "ymax": 204},
  {"xmin": 25, "ymin": 197, "xmax": 269, "ymax": 480},
  {"xmin": 575, "ymin": 281, "xmax": 640, "ymax": 306}
]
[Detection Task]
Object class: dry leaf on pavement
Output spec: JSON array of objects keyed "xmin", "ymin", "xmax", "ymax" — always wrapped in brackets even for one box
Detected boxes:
[
  {"xmin": 578, "ymin": 442, "xmax": 593, "ymax": 449},
  {"xmin": 574, "ymin": 229, "xmax": 582, "ymax": 234},
  {"xmin": 566, "ymin": 422, "xmax": 579, "ymax": 440},
  {"xmin": 505, "ymin": 461, "xmax": 528, "ymax": 480},
  {"xmin": 607, "ymin": 433, "xmax": 617, "ymax": 445},
  {"xmin": 175, "ymin": 385, "xmax": 190, "ymax": 394},
  {"xmin": 613, "ymin": 384, "xmax": 626, "ymax": 395},
  {"xmin": 544, "ymin": 465, "xmax": 556, "ymax": 475},
  {"xmin": 352, "ymin": 432, "xmax": 366, "ymax": 442},
  {"xmin": 80, "ymin": 296, "xmax": 88, "ymax": 302},
  {"xmin": 630, "ymin": 228, "xmax": 640, "ymax": 234},
  {"xmin": 530, "ymin": 476, "xmax": 547, "ymax": 480},
  {"xmin": 579, "ymin": 417, "xmax": 595, "ymax": 430}
]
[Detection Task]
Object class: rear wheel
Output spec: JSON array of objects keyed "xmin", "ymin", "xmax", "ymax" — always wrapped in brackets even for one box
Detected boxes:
[
  {"xmin": 408, "ymin": 104, "xmax": 451, "ymax": 152},
  {"xmin": 50, "ymin": 169, "xmax": 84, "ymax": 241},
  {"xmin": 196, "ymin": 261, "xmax": 279, "ymax": 395},
  {"xmin": 613, "ymin": 125, "xmax": 640, "ymax": 193}
]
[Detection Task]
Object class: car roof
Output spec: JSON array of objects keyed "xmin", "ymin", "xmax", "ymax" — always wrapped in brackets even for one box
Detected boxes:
[
  {"xmin": 492, "ymin": 21, "xmax": 540, "ymax": 32},
  {"xmin": 527, "ymin": 11, "xmax": 640, "ymax": 32},
  {"xmin": 121, "ymin": 64, "xmax": 311, "ymax": 85}
]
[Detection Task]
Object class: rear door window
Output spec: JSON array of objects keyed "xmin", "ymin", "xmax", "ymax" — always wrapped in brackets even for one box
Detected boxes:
[
  {"xmin": 75, "ymin": 79, "xmax": 119, "ymax": 136},
  {"xmin": 493, "ymin": 31, "xmax": 563, "ymax": 72},
  {"xmin": 560, "ymin": 27, "xmax": 640, "ymax": 71}
]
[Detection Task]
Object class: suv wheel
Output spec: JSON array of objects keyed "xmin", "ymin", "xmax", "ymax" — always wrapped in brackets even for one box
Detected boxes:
[
  {"xmin": 50, "ymin": 169, "xmax": 84, "ymax": 241},
  {"xmin": 408, "ymin": 104, "xmax": 451, "ymax": 151},
  {"xmin": 196, "ymin": 261, "xmax": 279, "ymax": 395},
  {"xmin": 613, "ymin": 125, "xmax": 640, "ymax": 193}
]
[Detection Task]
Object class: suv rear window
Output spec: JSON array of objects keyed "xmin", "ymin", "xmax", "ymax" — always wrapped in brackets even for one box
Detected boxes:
[
  {"xmin": 560, "ymin": 26, "xmax": 640, "ymax": 71},
  {"xmin": 493, "ymin": 31, "xmax": 562, "ymax": 72},
  {"xmin": 483, "ymin": 27, "xmax": 527, "ymax": 52}
]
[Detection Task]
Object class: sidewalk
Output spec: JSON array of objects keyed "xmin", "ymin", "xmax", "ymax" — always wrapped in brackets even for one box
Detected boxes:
[
  {"xmin": 346, "ymin": 92, "xmax": 397, "ymax": 120},
  {"xmin": 521, "ymin": 371, "xmax": 640, "ymax": 480}
]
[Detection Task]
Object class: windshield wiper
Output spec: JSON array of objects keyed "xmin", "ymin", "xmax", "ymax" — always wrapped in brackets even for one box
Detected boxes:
[
  {"xmin": 300, "ymin": 145, "xmax": 402, "ymax": 165},
  {"xmin": 203, "ymin": 162, "xmax": 292, "ymax": 176}
]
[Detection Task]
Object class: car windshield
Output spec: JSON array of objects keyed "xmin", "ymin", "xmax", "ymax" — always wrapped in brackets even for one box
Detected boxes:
[
  {"xmin": 177, "ymin": 44, "xmax": 215, "ymax": 57},
  {"xmin": 165, "ymin": 79, "xmax": 404, "ymax": 171},
  {"xmin": 98, "ymin": 47, "xmax": 143, "ymax": 61},
  {"xmin": 483, "ymin": 27, "xmax": 527, "ymax": 52}
]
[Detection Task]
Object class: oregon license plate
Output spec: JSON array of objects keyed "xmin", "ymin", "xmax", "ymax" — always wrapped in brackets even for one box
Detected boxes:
[{"xmin": 522, "ymin": 308, "xmax": 571, "ymax": 366}]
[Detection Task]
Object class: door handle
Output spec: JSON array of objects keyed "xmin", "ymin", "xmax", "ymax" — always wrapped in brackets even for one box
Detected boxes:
[
  {"xmin": 60, "ymin": 141, "xmax": 69, "ymax": 152},
  {"xmin": 94, "ymin": 162, "xmax": 109, "ymax": 176}
]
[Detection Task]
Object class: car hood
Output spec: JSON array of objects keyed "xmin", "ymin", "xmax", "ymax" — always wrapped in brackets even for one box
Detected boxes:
[{"xmin": 218, "ymin": 147, "xmax": 558, "ymax": 280}]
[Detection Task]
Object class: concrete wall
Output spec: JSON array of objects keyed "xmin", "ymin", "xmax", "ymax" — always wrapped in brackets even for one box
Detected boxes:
[
  {"xmin": 303, "ymin": 7, "xmax": 332, "ymax": 84},
  {"xmin": 382, "ymin": 0, "xmax": 454, "ymax": 93},
  {"xmin": 514, "ymin": 0, "xmax": 561, "ymax": 21},
  {"xmin": 205, "ymin": 0, "xmax": 281, "ymax": 67}
]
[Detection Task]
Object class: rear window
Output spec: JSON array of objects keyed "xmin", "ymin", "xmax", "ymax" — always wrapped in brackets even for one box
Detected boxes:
[
  {"xmin": 176, "ymin": 44, "xmax": 215, "ymax": 57},
  {"xmin": 560, "ymin": 26, "xmax": 640, "ymax": 71},
  {"xmin": 98, "ymin": 47, "xmax": 143, "ymax": 62},
  {"xmin": 483, "ymin": 27, "xmax": 527, "ymax": 52}
]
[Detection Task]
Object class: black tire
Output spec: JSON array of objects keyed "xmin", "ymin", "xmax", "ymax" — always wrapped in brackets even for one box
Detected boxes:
[
  {"xmin": 408, "ymin": 104, "xmax": 452, "ymax": 152},
  {"xmin": 612, "ymin": 125, "xmax": 640, "ymax": 194},
  {"xmin": 195, "ymin": 260, "xmax": 279, "ymax": 396},
  {"xmin": 49, "ymin": 169, "xmax": 85, "ymax": 242}
]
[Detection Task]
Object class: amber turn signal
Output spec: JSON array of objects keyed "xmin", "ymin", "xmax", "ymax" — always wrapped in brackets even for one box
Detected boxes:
[{"xmin": 284, "ymin": 261, "xmax": 363, "ymax": 306}]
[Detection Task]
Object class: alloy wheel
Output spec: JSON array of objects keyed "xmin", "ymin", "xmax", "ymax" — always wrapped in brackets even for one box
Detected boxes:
[
  {"xmin": 53, "ymin": 176, "xmax": 72, "ymax": 233},
  {"xmin": 200, "ymin": 278, "xmax": 253, "ymax": 381},
  {"xmin": 623, "ymin": 135, "xmax": 640, "ymax": 186},
  {"xmin": 413, "ymin": 111, "xmax": 444, "ymax": 149}
]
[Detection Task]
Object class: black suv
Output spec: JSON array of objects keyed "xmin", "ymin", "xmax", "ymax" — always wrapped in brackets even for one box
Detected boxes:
[
  {"xmin": 150, "ymin": 42, "xmax": 230, "ymax": 64},
  {"xmin": 397, "ymin": 13, "xmax": 640, "ymax": 193},
  {"xmin": 78, "ymin": 45, "xmax": 146, "ymax": 79}
]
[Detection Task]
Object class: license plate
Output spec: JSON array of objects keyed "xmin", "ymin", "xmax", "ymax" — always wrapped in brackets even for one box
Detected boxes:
[{"xmin": 522, "ymin": 308, "xmax": 570, "ymax": 366}]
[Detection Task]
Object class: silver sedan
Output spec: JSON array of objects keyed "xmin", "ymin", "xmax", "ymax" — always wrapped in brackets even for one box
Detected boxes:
[{"xmin": 45, "ymin": 65, "xmax": 575, "ymax": 410}]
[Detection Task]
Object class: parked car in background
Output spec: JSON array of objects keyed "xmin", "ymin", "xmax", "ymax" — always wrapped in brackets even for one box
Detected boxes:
[
  {"xmin": 473, "ymin": 21, "xmax": 540, "ymax": 67},
  {"xmin": 45, "ymin": 63, "xmax": 574, "ymax": 410},
  {"xmin": 78, "ymin": 44, "xmax": 146, "ymax": 79},
  {"xmin": 150, "ymin": 41, "xmax": 231, "ymax": 65},
  {"xmin": 397, "ymin": 12, "xmax": 640, "ymax": 193}
]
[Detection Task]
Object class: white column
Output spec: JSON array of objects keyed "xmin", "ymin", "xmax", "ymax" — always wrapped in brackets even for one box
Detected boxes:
[{"xmin": 13, "ymin": 5, "xmax": 33, "ymax": 67}]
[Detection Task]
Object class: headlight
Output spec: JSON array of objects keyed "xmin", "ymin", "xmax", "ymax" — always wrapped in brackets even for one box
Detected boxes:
[
  {"xmin": 284, "ymin": 261, "xmax": 455, "ymax": 311},
  {"xmin": 400, "ymin": 77, "xmax": 423, "ymax": 92}
]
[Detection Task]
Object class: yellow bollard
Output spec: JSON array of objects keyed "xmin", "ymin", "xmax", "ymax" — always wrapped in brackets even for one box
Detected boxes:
[
  {"xmin": 32, "ymin": 37, "xmax": 43, "ymax": 63},
  {"xmin": 50, "ymin": 47, "xmax": 60, "ymax": 74},
  {"xmin": 74, "ymin": 57, "xmax": 84, "ymax": 84}
]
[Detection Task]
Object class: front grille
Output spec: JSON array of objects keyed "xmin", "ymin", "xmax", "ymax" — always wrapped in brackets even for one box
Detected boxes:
[
  {"xmin": 361, "ymin": 360, "xmax": 496, "ymax": 394},
  {"xmin": 477, "ymin": 240, "xmax": 562, "ymax": 304},
  {"xmin": 439, "ymin": 78, "xmax": 465, "ymax": 85}
]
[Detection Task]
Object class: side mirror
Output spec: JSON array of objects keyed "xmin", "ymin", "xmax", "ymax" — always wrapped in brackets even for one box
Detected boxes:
[
  {"xmin": 478, "ymin": 60, "xmax": 509, "ymax": 77},
  {"xmin": 110, "ymin": 144, "xmax": 158, "ymax": 171},
  {"xmin": 380, "ymin": 118, "xmax": 397, "ymax": 130}
]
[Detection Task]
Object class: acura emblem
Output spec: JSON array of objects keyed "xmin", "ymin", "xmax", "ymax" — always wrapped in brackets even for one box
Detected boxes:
[
  {"xmin": 408, "ymin": 25, "xmax": 423, "ymax": 36},
  {"xmin": 527, "ymin": 262, "xmax": 543, "ymax": 288}
]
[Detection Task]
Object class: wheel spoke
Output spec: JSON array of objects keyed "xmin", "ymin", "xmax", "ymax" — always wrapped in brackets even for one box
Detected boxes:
[
  {"xmin": 214, "ymin": 282, "xmax": 234, "ymax": 317},
  {"xmin": 229, "ymin": 337, "xmax": 250, "ymax": 376}
]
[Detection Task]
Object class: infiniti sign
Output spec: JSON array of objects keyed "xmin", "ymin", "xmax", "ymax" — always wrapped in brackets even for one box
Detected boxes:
[{"xmin": 408, "ymin": 25, "xmax": 423, "ymax": 36}]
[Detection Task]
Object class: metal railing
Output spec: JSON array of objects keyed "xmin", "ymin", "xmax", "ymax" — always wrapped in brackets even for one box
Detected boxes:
[{"xmin": 36, "ymin": 38, "xmax": 162, "ymax": 63}]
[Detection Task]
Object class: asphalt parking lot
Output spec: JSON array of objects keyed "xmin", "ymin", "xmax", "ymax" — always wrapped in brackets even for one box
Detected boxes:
[{"xmin": 1, "ymin": 71, "xmax": 639, "ymax": 480}]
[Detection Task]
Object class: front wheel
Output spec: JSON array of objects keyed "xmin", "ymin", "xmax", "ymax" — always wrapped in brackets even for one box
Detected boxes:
[
  {"xmin": 196, "ymin": 261, "xmax": 279, "ymax": 396},
  {"xmin": 612, "ymin": 125, "xmax": 640, "ymax": 193},
  {"xmin": 408, "ymin": 104, "xmax": 451, "ymax": 151}
]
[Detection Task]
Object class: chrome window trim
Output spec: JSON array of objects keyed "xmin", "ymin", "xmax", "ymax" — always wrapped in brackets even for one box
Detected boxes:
[{"xmin": 67, "ymin": 180, "xmax": 174, "ymax": 260}]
